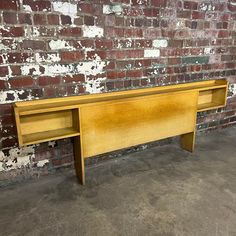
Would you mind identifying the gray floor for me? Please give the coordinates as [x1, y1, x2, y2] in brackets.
[0, 126, 236, 236]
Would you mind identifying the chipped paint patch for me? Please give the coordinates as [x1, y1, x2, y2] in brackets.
[37, 159, 49, 167]
[85, 76, 106, 94]
[76, 55, 106, 76]
[153, 39, 168, 48]
[229, 84, 236, 97]
[82, 26, 104, 38]
[49, 39, 75, 50]
[204, 47, 214, 54]
[199, 3, 215, 11]
[23, 4, 32, 12]
[144, 49, 160, 58]
[103, 4, 123, 15]
[21, 64, 41, 76]
[35, 53, 61, 63]
[0, 90, 39, 104]
[52, 1, 77, 24]
[0, 146, 36, 172]
[43, 64, 74, 76]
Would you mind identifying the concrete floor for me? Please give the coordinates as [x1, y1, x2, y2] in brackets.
[0, 126, 236, 236]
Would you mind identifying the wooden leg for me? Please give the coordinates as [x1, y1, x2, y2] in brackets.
[180, 131, 196, 152]
[73, 136, 85, 185]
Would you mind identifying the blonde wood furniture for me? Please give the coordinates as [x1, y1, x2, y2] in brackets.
[14, 79, 228, 185]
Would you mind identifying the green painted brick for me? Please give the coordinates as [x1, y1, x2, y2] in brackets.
[182, 56, 209, 65]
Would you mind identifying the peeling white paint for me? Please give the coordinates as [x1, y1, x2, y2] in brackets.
[32, 27, 40, 37]
[76, 55, 106, 76]
[85, 77, 106, 94]
[0, 146, 37, 172]
[230, 1, 236, 6]
[144, 49, 160, 58]
[35, 53, 61, 63]
[37, 159, 49, 167]
[52, 1, 77, 24]
[103, 4, 123, 15]
[199, 3, 215, 11]
[204, 47, 214, 54]
[0, 90, 39, 104]
[229, 84, 236, 97]
[43, 64, 74, 76]
[82, 26, 104, 38]
[23, 5, 32, 12]
[153, 39, 168, 48]
[21, 64, 41, 76]
[49, 39, 75, 50]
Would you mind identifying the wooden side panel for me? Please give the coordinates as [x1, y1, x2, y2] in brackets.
[80, 92, 198, 158]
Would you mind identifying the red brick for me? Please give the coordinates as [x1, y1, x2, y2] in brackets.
[59, 27, 82, 37]
[61, 15, 72, 25]
[62, 74, 85, 84]
[0, 80, 6, 89]
[47, 14, 59, 25]
[7, 53, 33, 63]
[151, 0, 167, 7]
[184, 1, 198, 10]
[192, 11, 205, 20]
[126, 69, 142, 78]
[218, 30, 230, 38]
[33, 14, 47, 25]
[61, 51, 84, 62]
[84, 16, 94, 26]
[3, 12, 17, 24]
[18, 13, 32, 25]
[0, 0, 19, 10]
[143, 8, 159, 17]
[95, 39, 113, 49]
[0, 66, 8, 77]
[0, 26, 24, 37]
[38, 76, 61, 86]
[22, 40, 46, 50]
[22, 0, 51, 11]
[9, 77, 34, 88]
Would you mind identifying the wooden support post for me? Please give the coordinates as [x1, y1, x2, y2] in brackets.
[73, 136, 85, 185]
[180, 131, 196, 152]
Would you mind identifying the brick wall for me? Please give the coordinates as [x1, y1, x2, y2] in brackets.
[0, 0, 236, 183]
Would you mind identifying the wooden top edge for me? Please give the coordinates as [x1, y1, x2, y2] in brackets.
[15, 79, 228, 110]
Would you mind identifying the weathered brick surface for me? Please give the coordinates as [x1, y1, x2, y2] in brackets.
[0, 0, 236, 183]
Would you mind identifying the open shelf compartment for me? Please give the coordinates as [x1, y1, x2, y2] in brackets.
[20, 109, 80, 146]
[197, 87, 227, 112]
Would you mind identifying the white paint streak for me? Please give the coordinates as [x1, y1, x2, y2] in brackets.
[21, 64, 41, 76]
[153, 39, 168, 48]
[85, 77, 106, 94]
[52, 1, 77, 24]
[82, 26, 104, 38]
[35, 53, 61, 63]
[37, 159, 49, 167]
[103, 4, 123, 15]
[144, 49, 160, 58]
[49, 39, 74, 50]
[0, 146, 36, 172]
[76, 55, 106, 76]
[23, 5, 32, 12]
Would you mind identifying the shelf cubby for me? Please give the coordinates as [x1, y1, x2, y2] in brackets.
[197, 87, 227, 112]
[19, 109, 80, 146]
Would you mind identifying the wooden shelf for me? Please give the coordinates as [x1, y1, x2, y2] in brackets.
[197, 102, 225, 112]
[22, 127, 80, 146]
[197, 87, 227, 112]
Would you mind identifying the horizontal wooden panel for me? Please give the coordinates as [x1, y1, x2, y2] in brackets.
[14, 80, 228, 114]
[22, 128, 80, 146]
[81, 91, 198, 158]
